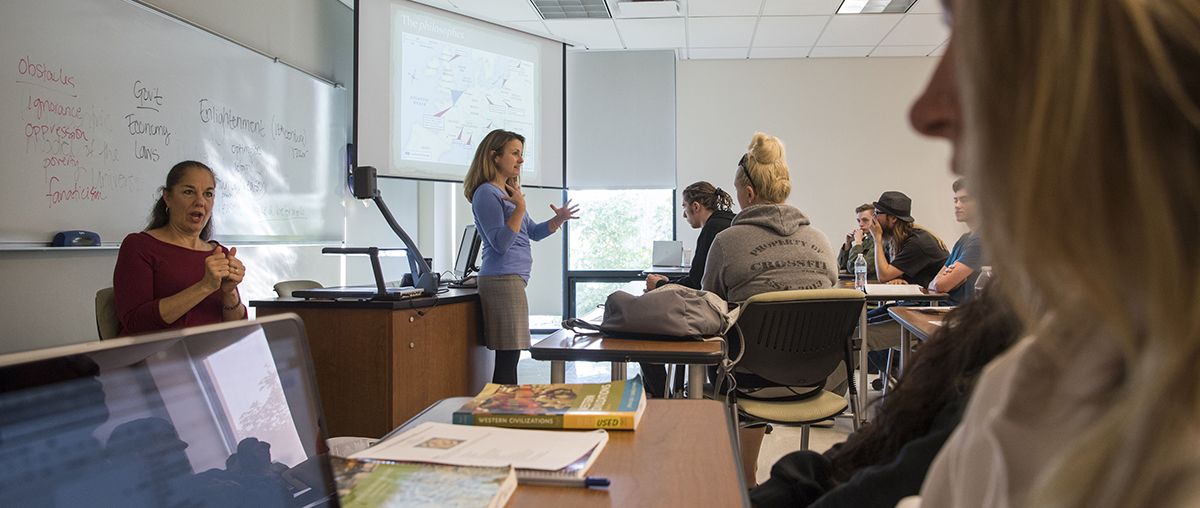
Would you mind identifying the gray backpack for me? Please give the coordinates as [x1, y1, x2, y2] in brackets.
[564, 285, 738, 340]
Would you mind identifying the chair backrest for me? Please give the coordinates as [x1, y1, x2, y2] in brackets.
[732, 288, 865, 387]
[95, 287, 120, 340]
[274, 280, 322, 297]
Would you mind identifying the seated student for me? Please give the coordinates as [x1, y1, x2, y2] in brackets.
[863, 191, 949, 383]
[113, 161, 247, 336]
[927, 179, 983, 305]
[750, 284, 1022, 507]
[915, 1, 1200, 505]
[641, 181, 736, 398]
[645, 181, 736, 292]
[702, 132, 838, 485]
[836, 203, 878, 278]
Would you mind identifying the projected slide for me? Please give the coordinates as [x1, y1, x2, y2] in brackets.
[395, 32, 537, 172]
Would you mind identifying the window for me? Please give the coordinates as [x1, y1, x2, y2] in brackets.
[563, 189, 674, 318]
[567, 189, 673, 270]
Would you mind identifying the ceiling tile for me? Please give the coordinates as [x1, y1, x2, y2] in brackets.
[686, 0, 763, 17]
[450, 0, 543, 22]
[688, 17, 758, 47]
[687, 47, 751, 60]
[509, 20, 553, 37]
[929, 42, 947, 56]
[544, 18, 624, 49]
[615, 18, 686, 48]
[815, 14, 902, 46]
[753, 16, 828, 47]
[907, 0, 944, 13]
[750, 46, 813, 58]
[810, 46, 874, 57]
[762, 0, 842, 16]
[871, 45, 939, 57]
[879, 14, 948, 46]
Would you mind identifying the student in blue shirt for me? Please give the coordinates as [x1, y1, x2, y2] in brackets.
[463, 129, 578, 384]
[928, 178, 984, 306]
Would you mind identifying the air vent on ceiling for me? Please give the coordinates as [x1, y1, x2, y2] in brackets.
[837, 0, 918, 14]
[531, 0, 612, 19]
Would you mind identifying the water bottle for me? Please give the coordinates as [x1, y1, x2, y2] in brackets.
[854, 253, 868, 292]
[974, 266, 993, 296]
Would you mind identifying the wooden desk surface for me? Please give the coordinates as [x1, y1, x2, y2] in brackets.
[389, 398, 749, 507]
[530, 329, 725, 365]
[888, 307, 952, 342]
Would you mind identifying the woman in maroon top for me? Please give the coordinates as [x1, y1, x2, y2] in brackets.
[113, 161, 247, 335]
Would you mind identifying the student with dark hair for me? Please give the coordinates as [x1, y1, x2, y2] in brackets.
[836, 203, 877, 278]
[750, 284, 1022, 507]
[928, 179, 984, 305]
[113, 160, 247, 336]
[641, 181, 736, 399]
[646, 181, 736, 292]
[861, 190, 948, 385]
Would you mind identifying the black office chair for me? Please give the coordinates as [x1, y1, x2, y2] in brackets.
[720, 288, 865, 449]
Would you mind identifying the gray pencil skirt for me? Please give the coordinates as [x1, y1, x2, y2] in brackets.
[476, 274, 530, 350]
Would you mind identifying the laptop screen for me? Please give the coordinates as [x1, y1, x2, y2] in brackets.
[452, 225, 481, 280]
[0, 315, 338, 507]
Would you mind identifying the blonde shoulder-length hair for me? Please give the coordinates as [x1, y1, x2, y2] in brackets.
[463, 129, 525, 202]
[960, 1, 1200, 506]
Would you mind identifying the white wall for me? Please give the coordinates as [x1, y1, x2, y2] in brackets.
[675, 57, 964, 253]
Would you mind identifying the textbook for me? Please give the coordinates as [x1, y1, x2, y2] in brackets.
[334, 458, 516, 508]
[452, 377, 647, 430]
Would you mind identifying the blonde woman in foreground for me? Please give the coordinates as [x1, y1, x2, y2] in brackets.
[909, 0, 1200, 506]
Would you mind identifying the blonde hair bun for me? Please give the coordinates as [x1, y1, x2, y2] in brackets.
[748, 132, 785, 166]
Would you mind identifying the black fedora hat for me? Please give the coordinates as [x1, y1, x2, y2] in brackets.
[873, 191, 914, 222]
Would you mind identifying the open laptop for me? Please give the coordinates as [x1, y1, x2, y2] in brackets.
[0, 315, 340, 507]
[652, 240, 684, 267]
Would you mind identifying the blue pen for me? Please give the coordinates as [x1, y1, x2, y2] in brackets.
[518, 476, 610, 488]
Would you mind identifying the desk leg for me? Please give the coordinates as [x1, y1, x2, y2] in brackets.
[858, 307, 868, 426]
[899, 327, 911, 379]
[611, 362, 627, 381]
[551, 361, 565, 384]
[687, 364, 705, 400]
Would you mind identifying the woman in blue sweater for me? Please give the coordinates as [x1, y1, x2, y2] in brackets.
[463, 129, 578, 384]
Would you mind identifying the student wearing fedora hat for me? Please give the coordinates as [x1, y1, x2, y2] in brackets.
[864, 190, 948, 388]
[866, 191, 947, 287]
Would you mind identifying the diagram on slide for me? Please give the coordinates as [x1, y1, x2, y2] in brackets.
[396, 32, 536, 171]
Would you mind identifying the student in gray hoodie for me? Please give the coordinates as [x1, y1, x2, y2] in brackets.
[702, 132, 838, 486]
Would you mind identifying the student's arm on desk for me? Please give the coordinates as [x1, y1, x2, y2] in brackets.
[928, 263, 974, 293]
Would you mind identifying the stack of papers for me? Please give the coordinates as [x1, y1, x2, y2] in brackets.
[350, 422, 607, 476]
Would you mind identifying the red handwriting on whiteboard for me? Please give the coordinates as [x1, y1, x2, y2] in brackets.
[18, 56, 76, 89]
[46, 175, 103, 207]
[26, 95, 82, 120]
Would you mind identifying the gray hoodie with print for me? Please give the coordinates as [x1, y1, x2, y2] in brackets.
[701, 203, 838, 303]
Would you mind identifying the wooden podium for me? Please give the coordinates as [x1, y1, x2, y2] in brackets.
[252, 288, 493, 438]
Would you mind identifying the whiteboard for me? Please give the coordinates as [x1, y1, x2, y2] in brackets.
[0, 0, 348, 245]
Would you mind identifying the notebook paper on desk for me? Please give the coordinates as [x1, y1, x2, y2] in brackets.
[864, 284, 926, 296]
[350, 422, 607, 475]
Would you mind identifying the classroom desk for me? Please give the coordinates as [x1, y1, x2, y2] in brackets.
[837, 281, 949, 422]
[888, 306, 953, 375]
[530, 330, 725, 400]
[382, 397, 750, 507]
[251, 288, 492, 438]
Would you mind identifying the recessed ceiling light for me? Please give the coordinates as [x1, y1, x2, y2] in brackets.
[837, 0, 918, 14]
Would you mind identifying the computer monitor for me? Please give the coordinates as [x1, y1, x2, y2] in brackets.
[452, 225, 481, 282]
[0, 315, 339, 507]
